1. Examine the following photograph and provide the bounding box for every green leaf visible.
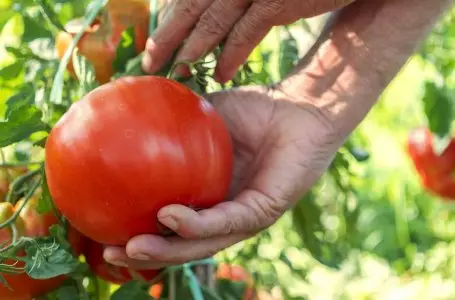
[216,278,247,300]
[56,283,81,300]
[0,104,48,148]
[22,15,53,43]
[111,281,153,300]
[23,238,79,279]
[113,26,138,74]
[0,9,15,33]
[37,169,54,214]
[422,80,453,138]
[279,28,299,80]
[0,61,25,80]
[4,83,35,118]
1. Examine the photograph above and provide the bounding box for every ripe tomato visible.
[217,263,256,300]
[0,197,85,300]
[45,76,233,245]
[55,0,150,84]
[84,240,160,285]
[407,127,455,199]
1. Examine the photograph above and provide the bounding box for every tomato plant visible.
[0,197,85,300]
[45,76,234,245]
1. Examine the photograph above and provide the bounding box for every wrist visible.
[278,0,453,137]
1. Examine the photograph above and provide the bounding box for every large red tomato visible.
[45,76,233,245]
[0,198,85,300]
[84,240,160,285]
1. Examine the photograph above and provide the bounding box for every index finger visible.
[142,0,214,74]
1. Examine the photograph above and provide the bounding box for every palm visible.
[207,86,338,224]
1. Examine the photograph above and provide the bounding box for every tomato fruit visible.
[0,197,85,300]
[407,127,455,199]
[84,240,160,285]
[55,0,150,84]
[45,76,233,245]
[217,263,256,300]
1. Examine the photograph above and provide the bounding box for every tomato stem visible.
[0,162,43,168]
[5,168,41,204]
[1,179,41,230]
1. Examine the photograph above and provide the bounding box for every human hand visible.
[141,0,355,82]
[103,0,450,269]
[102,85,342,269]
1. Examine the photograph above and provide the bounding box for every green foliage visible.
[0,1,455,299]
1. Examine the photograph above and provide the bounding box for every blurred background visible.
[2,0,455,299]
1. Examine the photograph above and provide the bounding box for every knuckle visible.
[258,0,285,17]
[175,0,204,18]
[197,9,227,37]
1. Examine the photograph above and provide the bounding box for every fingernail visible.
[131,252,151,261]
[159,215,179,231]
[108,259,128,268]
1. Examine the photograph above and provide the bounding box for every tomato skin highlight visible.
[45,76,234,245]
[84,240,160,285]
[0,198,85,300]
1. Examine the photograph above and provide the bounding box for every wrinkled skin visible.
[45,76,233,245]
[142,0,356,81]
[0,198,85,300]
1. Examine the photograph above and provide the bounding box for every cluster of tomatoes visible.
[406,127,455,200]
[0,170,252,299]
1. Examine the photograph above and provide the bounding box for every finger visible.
[215,2,274,83]
[156,189,282,239]
[104,246,166,270]
[142,0,214,74]
[172,0,251,77]
[104,233,249,269]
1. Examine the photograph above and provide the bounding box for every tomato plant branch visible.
[1,179,41,230]
[0,162,43,168]
[5,168,41,204]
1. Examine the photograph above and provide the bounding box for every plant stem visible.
[6,168,41,204]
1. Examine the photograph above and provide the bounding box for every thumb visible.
[157,189,279,239]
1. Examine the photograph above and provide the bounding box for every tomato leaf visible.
[4,83,35,118]
[216,278,247,300]
[0,104,48,148]
[37,169,55,214]
[0,10,15,33]
[23,238,79,279]
[111,281,153,300]
[279,27,299,80]
[72,53,98,95]
[422,80,453,138]
[113,26,138,74]
[22,15,53,43]
[0,60,25,80]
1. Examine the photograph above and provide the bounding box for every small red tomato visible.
[45,76,233,245]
